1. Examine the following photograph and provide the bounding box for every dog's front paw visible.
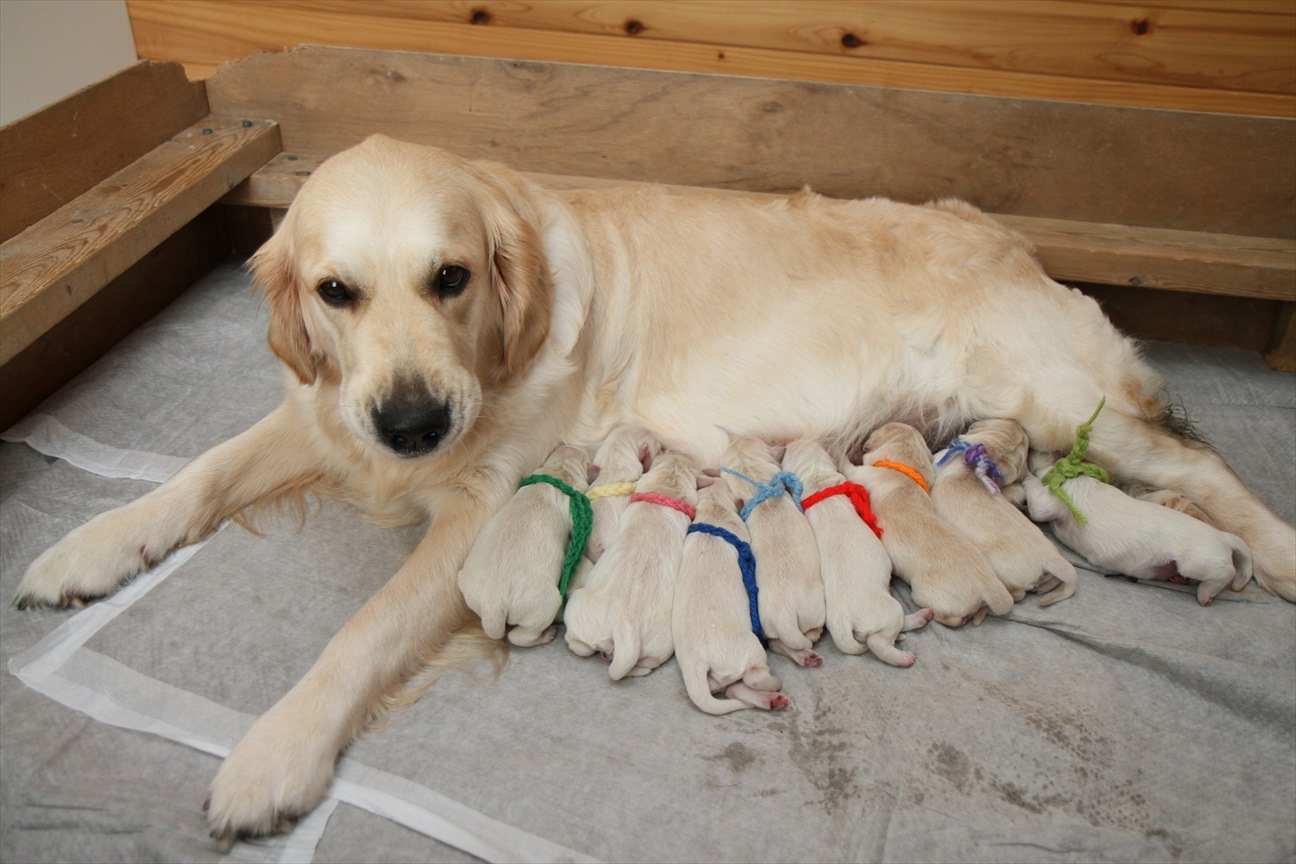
[14,515,158,609]
[205,712,336,844]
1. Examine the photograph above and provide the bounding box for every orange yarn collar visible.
[873,459,930,494]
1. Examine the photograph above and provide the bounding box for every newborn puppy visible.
[783,438,930,665]
[1022,450,1252,606]
[851,422,1015,627]
[931,419,1077,606]
[673,478,789,715]
[564,451,699,679]
[722,436,825,667]
[585,425,662,562]
[457,443,591,646]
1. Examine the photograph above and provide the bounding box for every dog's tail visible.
[607,623,642,681]
[827,611,868,655]
[681,661,749,715]
[1229,535,1254,592]
[1036,555,1079,607]
[984,579,1017,617]
[479,606,508,641]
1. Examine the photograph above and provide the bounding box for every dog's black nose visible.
[372,385,452,457]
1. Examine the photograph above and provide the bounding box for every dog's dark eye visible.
[435,265,470,298]
[317,279,353,307]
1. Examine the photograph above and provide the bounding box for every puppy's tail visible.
[1036,556,1079,607]
[681,661,749,715]
[1229,535,1254,592]
[607,623,642,681]
[984,579,1017,617]
[827,612,868,655]
[479,606,508,641]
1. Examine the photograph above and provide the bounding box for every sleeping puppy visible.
[585,425,661,562]
[457,443,591,646]
[1021,450,1253,606]
[783,438,931,665]
[931,419,1077,606]
[851,422,1015,627]
[563,450,698,679]
[722,436,825,667]
[673,477,789,715]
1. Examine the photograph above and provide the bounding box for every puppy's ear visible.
[640,444,654,473]
[249,223,316,385]
[475,168,553,381]
[697,474,717,489]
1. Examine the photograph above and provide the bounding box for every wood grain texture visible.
[0,61,207,244]
[1265,303,1296,371]
[0,207,230,431]
[279,0,1295,94]
[126,0,1295,116]
[204,48,1295,239]
[224,152,1295,302]
[0,116,281,366]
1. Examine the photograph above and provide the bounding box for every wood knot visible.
[624,18,645,35]
[841,32,865,49]
[1131,18,1150,35]
[470,8,491,25]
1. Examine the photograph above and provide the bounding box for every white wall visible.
[0,0,138,125]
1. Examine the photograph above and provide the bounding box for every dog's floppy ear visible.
[249,221,316,386]
[473,166,553,381]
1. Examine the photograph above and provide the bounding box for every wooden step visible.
[0,115,282,366]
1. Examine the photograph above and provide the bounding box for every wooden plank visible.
[127,1,1295,116]
[0,60,207,243]
[995,215,1296,301]
[1265,303,1296,371]
[224,153,1296,302]
[0,207,231,432]
[1077,283,1284,352]
[203,49,1295,239]
[270,0,1296,95]
[0,116,281,367]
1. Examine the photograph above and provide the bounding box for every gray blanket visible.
[2,261,1293,863]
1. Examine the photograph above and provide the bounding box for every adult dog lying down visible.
[14,135,1295,840]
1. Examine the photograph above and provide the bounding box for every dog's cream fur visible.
[585,424,661,562]
[783,438,931,665]
[564,450,697,679]
[12,136,1293,838]
[852,423,1017,627]
[457,443,590,647]
[672,480,789,715]
[722,437,825,667]
[931,420,1078,606]
[1022,452,1253,606]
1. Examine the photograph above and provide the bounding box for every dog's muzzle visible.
[371,379,453,458]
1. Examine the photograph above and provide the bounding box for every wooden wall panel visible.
[127,0,1296,117]
[204,48,1295,239]
[279,0,1296,94]
[0,61,207,243]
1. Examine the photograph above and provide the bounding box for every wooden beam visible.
[224,153,1296,303]
[0,207,231,432]
[0,61,208,244]
[0,116,281,367]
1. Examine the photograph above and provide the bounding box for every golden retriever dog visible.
[14,135,1295,840]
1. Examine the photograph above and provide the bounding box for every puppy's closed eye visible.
[434,264,470,299]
